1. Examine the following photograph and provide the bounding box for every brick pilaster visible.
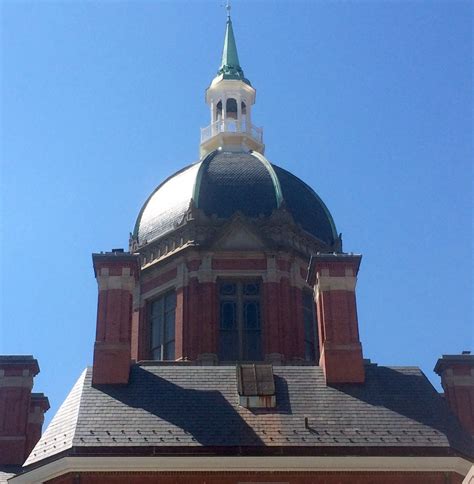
[0,356,41,465]
[92,251,140,385]
[435,353,474,435]
[25,393,50,458]
[307,254,365,384]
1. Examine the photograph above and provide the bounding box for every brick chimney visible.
[92,250,140,385]
[434,353,474,435]
[0,356,49,466]
[25,393,50,458]
[307,253,365,384]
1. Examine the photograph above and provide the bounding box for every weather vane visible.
[225,0,231,19]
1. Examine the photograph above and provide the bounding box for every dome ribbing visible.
[134,150,337,248]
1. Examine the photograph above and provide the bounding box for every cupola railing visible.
[201,119,263,144]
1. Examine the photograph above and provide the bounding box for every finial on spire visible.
[217,2,250,84]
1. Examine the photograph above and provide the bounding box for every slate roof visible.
[198,151,277,219]
[134,150,337,248]
[25,363,473,467]
[0,468,20,484]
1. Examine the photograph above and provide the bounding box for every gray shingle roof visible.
[0,468,20,484]
[25,363,473,466]
[25,370,85,465]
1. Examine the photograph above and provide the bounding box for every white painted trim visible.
[9,456,472,483]
[463,464,474,484]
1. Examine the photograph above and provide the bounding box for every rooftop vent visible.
[236,364,276,409]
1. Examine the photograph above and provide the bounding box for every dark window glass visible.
[219,281,262,361]
[244,301,260,330]
[150,290,176,360]
[303,291,319,362]
[220,301,237,330]
[220,282,236,296]
[243,282,259,296]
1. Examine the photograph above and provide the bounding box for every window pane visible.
[303,291,314,311]
[165,291,176,311]
[220,301,236,330]
[219,280,262,362]
[244,301,260,330]
[151,314,162,349]
[165,310,175,343]
[220,331,239,361]
[164,341,175,361]
[243,330,262,361]
[151,298,164,316]
[305,341,315,362]
[151,347,162,360]
[149,290,176,361]
[220,282,236,296]
[304,310,314,344]
[243,282,259,296]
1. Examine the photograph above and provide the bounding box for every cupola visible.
[200,6,264,157]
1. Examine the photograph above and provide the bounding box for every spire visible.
[217,4,250,85]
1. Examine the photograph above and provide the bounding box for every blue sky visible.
[1,1,472,425]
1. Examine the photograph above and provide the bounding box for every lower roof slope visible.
[25,364,473,467]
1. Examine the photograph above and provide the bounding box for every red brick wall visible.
[0,358,47,466]
[435,356,474,436]
[47,471,464,484]
[136,255,314,363]
[311,256,365,384]
[92,254,139,385]
[141,267,177,295]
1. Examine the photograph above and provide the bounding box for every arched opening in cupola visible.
[241,101,247,131]
[226,98,238,119]
[216,100,223,122]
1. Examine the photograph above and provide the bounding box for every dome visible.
[133,150,337,247]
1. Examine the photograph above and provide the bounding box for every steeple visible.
[218,13,249,85]
[199,6,264,157]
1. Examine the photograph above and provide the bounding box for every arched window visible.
[226,98,238,119]
[219,280,262,361]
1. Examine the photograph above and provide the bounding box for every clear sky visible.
[1,1,472,426]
